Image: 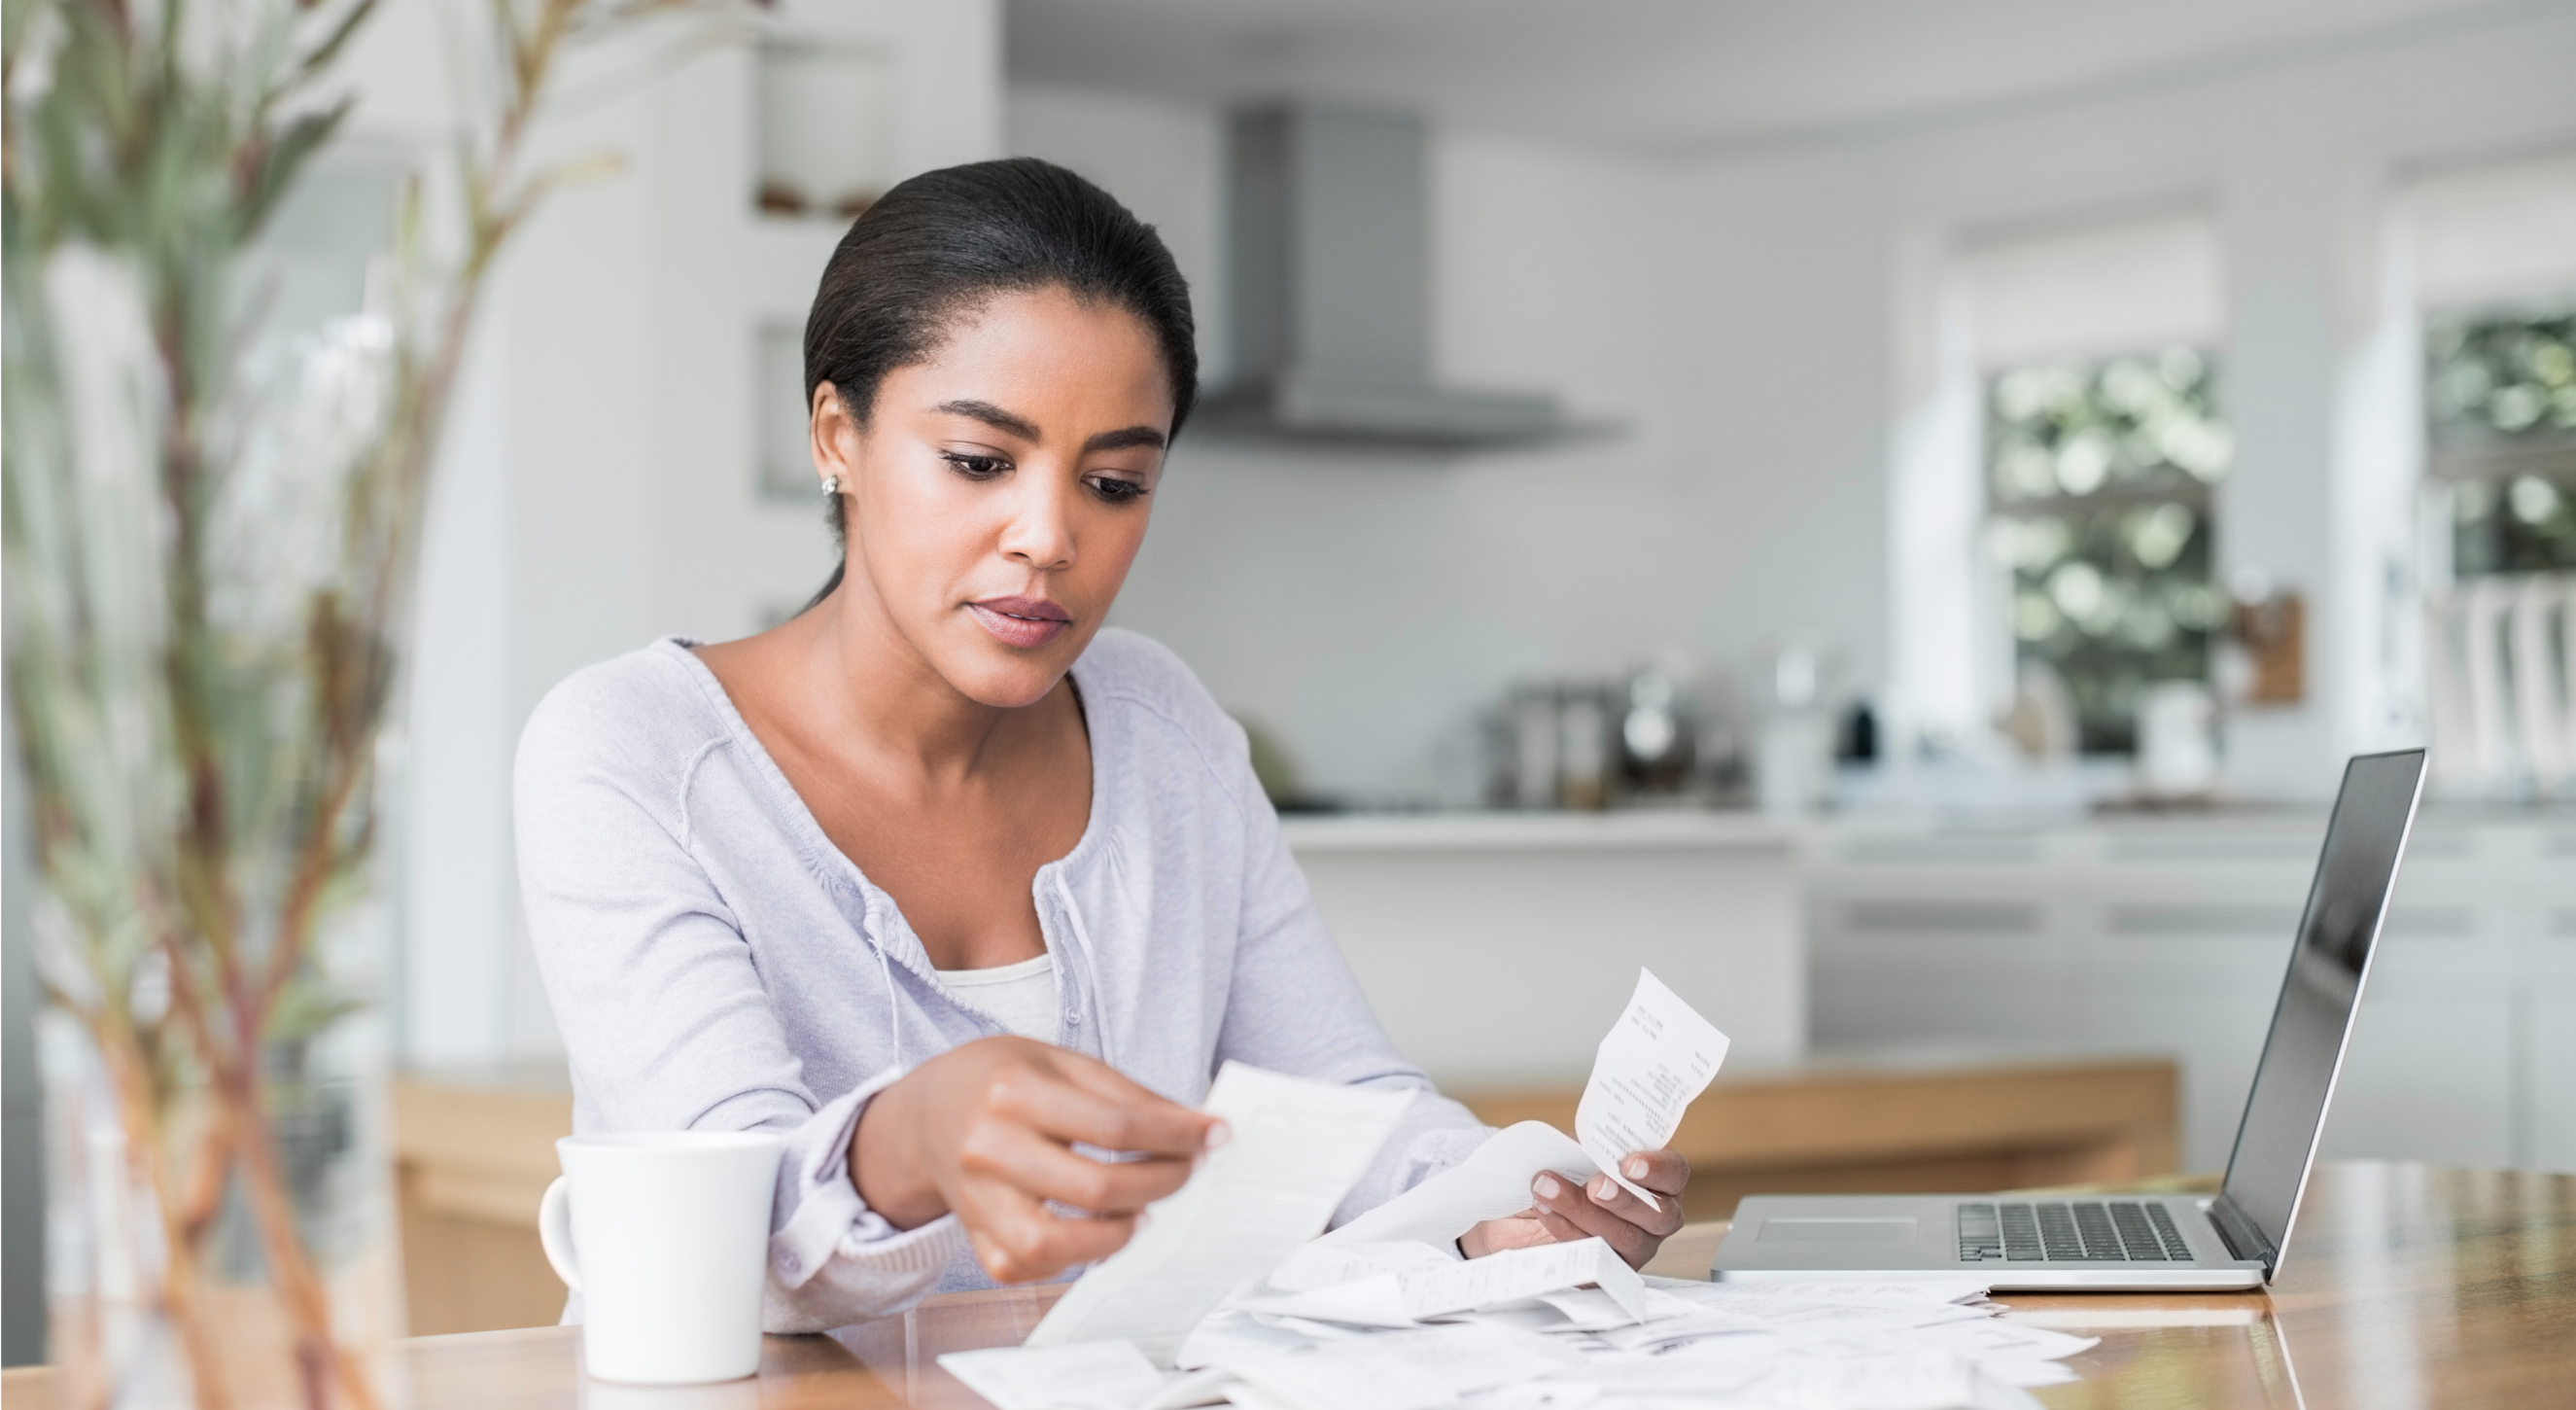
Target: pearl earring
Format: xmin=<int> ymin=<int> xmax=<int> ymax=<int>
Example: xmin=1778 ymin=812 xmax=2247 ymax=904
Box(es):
xmin=821 ymin=476 xmax=841 ymax=496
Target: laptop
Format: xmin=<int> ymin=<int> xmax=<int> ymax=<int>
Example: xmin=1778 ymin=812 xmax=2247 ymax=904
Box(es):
xmin=1712 ymin=748 xmax=2428 ymax=1290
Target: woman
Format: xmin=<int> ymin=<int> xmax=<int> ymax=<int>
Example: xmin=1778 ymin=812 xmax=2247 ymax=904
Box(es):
xmin=516 ymin=159 xmax=1688 ymax=1332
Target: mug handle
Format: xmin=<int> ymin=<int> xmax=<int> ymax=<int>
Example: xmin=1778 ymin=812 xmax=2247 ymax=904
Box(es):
xmin=538 ymin=1176 xmax=580 ymax=1292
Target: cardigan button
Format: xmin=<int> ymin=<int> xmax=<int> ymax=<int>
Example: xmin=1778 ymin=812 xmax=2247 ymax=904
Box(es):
xmin=1064 ymin=1008 xmax=1082 ymax=1026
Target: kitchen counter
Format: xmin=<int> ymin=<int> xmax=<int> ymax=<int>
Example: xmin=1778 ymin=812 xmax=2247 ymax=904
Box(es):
xmin=1277 ymin=808 xmax=1795 ymax=852
xmin=1281 ymin=808 xmax=1803 ymax=1086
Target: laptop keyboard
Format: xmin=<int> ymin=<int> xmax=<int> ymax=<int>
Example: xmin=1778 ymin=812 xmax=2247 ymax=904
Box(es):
xmin=1956 ymin=1201 xmax=2196 ymax=1262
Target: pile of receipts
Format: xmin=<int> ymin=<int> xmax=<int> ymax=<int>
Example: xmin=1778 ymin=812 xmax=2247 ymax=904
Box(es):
xmin=939 ymin=971 xmax=2094 ymax=1410
xmin=947 ymin=1258 xmax=2092 ymax=1410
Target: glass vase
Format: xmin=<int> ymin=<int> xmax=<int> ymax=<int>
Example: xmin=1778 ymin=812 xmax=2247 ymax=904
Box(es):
xmin=38 ymin=902 xmax=400 ymax=1410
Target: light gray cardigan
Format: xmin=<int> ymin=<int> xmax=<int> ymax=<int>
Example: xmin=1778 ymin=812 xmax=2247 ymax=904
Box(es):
xmin=514 ymin=630 xmax=1490 ymax=1332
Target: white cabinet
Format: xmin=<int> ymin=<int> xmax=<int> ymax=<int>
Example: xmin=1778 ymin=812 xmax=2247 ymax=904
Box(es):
xmin=1282 ymin=813 xmax=1803 ymax=1088
xmin=1808 ymin=812 xmax=2576 ymax=1173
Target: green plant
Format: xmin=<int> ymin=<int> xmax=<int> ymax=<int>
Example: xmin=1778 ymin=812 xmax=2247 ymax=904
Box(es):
xmin=3 ymin=0 xmax=719 ymax=1402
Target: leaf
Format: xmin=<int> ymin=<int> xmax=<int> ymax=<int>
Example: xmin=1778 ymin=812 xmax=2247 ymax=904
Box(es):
xmin=293 ymin=0 xmax=380 ymax=84
xmin=237 ymin=101 xmax=348 ymax=238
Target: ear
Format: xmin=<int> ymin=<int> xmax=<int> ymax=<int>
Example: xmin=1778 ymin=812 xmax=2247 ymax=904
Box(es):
xmin=812 ymin=381 xmax=864 ymax=488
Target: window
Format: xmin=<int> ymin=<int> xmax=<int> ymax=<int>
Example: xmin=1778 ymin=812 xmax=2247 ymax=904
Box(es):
xmin=2404 ymin=153 xmax=2576 ymax=797
xmin=1984 ymin=346 xmax=2232 ymax=753
xmin=2429 ymin=305 xmax=2576 ymax=574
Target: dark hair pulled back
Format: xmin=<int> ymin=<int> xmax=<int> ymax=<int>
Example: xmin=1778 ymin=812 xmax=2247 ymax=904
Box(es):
xmin=798 ymin=158 xmax=1199 ymax=610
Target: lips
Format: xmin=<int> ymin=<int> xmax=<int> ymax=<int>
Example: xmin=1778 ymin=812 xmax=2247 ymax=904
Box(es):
xmin=967 ymin=595 xmax=1073 ymax=650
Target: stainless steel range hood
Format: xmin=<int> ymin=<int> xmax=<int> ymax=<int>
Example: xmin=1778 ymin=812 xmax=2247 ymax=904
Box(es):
xmin=1194 ymin=104 xmax=1579 ymax=451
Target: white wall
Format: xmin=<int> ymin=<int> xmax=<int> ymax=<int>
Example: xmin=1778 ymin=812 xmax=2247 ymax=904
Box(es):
xmin=1011 ymin=88 xmax=1754 ymax=802
xmin=1011 ymin=2 xmax=2576 ymax=806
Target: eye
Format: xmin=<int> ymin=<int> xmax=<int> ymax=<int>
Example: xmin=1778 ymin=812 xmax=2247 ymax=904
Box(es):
xmin=941 ymin=452 xmax=1010 ymax=480
xmin=1085 ymin=474 xmax=1150 ymax=505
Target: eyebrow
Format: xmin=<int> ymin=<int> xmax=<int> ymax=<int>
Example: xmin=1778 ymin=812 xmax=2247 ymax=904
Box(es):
xmin=1083 ymin=425 xmax=1168 ymax=453
xmin=934 ymin=399 xmax=1167 ymax=454
xmin=936 ymin=400 xmax=1041 ymax=441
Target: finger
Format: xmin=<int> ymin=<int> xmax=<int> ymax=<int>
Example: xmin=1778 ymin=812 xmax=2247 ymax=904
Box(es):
xmin=1531 ymin=1205 xmax=1595 ymax=1249
xmin=962 ymin=1196 xmax=1140 ymax=1285
xmin=1619 ymin=1149 xmax=1691 ymax=1198
xmin=1584 ymin=1169 xmax=1686 ymax=1238
xmin=990 ymin=1063 xmax=1218 ymax=1157
xmin=953 ymin=1175 xmax=1149 ymax=1284
xmin=1460 ymin=1214 xmax=1553 ymax=1258
xmin=957 ymin=1119 xmax=1198 ymax=1216
xmin=1524 ymin=1201 xmax=1649 ymax=1268
xmin=1531 ymin=1171 xmax=1655 ymax=1267
xmin=1013 ymin=1054 xmax=1223 ymax=1155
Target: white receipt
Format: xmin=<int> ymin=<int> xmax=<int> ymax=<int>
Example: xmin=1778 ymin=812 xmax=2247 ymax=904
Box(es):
xmin=1539 ymin=1286 xmax=1661 ymax=1331
xmin=1574 ymin=969 xmax=1728 ymax=1209
xmin=1267 ymin=1241 xmax=1460 ymax=1293
xmin=936 ymin=1339 xmax=1167 ymax=1410
xmin=1027 ymin=1063 xmax=1411 ymax=1365
xmin=1315 ymin=1121 xmax=1598 ymax=1251
xmin=1242 ymin=1237 xmax=1646 ymax=1327
xmin=1231 ymin=1325 xmax=1572 ymax=1410
xmin=1402 ymin=1237 xmax=1647 ymax=1322
xmin=1599 ymin=1281 xmax=1995 ymax=1355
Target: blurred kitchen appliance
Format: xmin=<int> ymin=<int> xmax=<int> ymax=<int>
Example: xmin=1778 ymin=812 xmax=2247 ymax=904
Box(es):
xmin=2424 ymin=572 xmax=2576 ymax=798
xmin=1619 ymin=666 xmax=1696 ymax=793
xmin=2136 ymin=681 xmax=2220 ymax=799
xmin=1557 ymin=682 xmax=1613 ymax=810
xmin=1195 ymin=104 xmax=1582 ymax=449
xmin=1997 ymin=660 xmax=2079 ymax=761
xmin=1835 ymin=699 xmax=1879 ymax=764
xmin=1757 ymin=644 xmax=1832 ymax=818
xmin=1507 ymin=682 xmax=1561 ymax=810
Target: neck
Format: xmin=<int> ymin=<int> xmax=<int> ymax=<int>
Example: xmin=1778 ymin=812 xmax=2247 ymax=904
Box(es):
xmin=792 ymin=569 xmax=1045 ymax=790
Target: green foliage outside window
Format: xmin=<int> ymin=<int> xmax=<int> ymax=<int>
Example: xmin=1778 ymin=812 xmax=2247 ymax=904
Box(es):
xmin=2430 ymin=308 xmax=2576 ymax=575
xmin=1986 ymin=348 xmax=2230 ymax=754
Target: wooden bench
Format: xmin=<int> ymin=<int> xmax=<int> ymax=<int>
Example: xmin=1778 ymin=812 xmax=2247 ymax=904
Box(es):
xmin=394 ymin=1070 xmax=576 ymax=1336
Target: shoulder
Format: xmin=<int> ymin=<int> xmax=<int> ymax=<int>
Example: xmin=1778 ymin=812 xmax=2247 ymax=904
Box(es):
xmin=1074 ymin=629 xmax=1237 ymax=737
xmin=515 ymin=638 xmax=731 ymax=803
xmin=1073 ymin=628 xmax=1254 ymax=788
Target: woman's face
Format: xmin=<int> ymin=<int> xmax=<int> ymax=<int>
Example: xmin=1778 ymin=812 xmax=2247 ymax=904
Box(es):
xmin=818 ymin=284 xmax=1174 ymax=710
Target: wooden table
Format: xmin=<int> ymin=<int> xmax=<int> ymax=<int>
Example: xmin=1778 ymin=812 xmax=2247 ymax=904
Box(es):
xmin=8 ymin=1162 xmax=2567 ymax=1408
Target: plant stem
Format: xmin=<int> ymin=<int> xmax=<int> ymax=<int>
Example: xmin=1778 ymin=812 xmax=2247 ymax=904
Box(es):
xmin=90 ymin=1004 xmax=231 ymax=1410
xmin=226 ymin=1060 xmax=382 ymax=1410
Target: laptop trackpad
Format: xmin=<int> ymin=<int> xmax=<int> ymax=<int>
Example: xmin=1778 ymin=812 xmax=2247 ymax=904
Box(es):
xmin=1757 ymin=1217 xmax=1920 ymax=1244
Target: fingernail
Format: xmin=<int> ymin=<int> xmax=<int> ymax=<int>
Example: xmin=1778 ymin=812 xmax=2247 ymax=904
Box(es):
xmin=1533 ymin=1174 xmax=1560 ymax=1199
xmin=1203 ymin=1121 xmax=1231 ymax=1151
xmin=1590 ymin=1177 xmax=1616 ymax=1205
xmin=1626 ymin=1157 xmax=1649 ymax=1180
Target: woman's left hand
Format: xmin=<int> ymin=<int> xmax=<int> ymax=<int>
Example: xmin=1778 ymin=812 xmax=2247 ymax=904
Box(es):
xmin=1456 ymin=1149 xmax=1688 ymax=1269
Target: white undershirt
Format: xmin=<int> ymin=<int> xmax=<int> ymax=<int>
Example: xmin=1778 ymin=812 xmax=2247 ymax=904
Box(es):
xmin=933 ymin=952 xmax=1061 ymax=1044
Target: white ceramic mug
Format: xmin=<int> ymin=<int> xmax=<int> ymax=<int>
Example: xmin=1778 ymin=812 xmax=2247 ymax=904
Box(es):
xmin=539 ymin=1131 xmax=784 ymax=1385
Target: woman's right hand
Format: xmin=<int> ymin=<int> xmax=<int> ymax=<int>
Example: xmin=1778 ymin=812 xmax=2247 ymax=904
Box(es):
xmin=851 ymin=1037 xmax=1223 ymax=1284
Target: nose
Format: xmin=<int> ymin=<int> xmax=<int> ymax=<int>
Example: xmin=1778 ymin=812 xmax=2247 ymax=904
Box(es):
xmin=997 ymin=466 xmax=1077 ymax=573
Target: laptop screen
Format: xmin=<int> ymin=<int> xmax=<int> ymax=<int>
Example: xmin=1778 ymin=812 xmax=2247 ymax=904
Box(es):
xmin=2219 ymin=749 xmax=2426 ymax=1258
